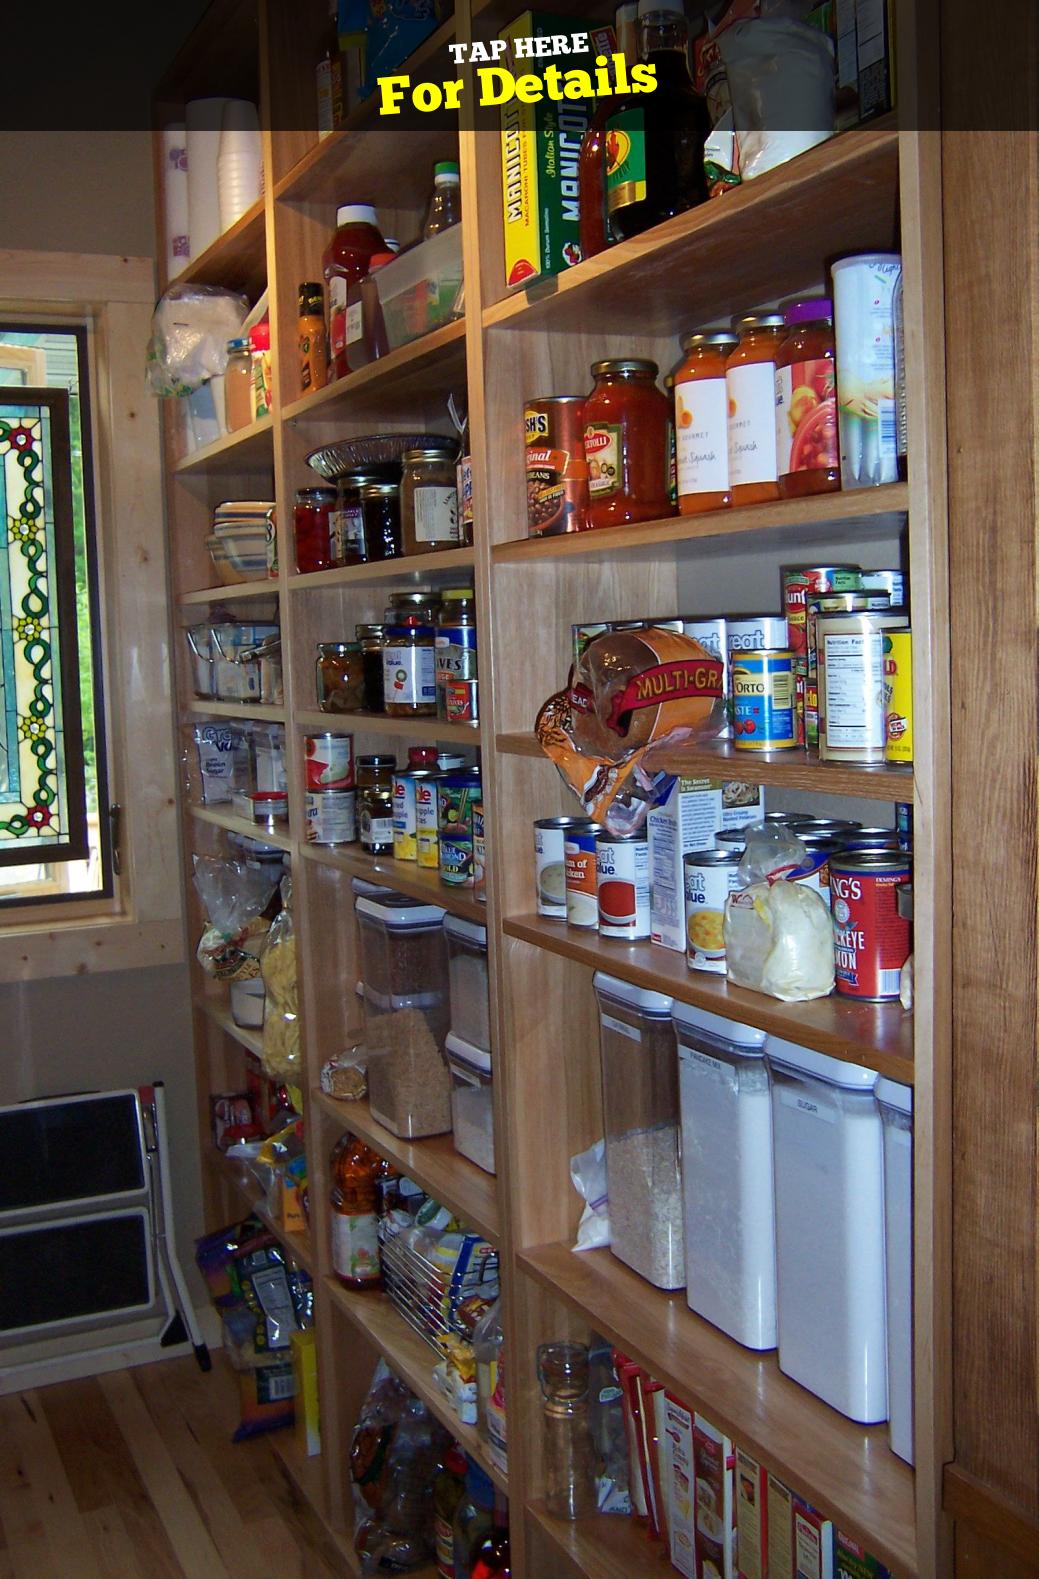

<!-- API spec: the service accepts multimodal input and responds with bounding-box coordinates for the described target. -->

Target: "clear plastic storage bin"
[876,1075,914,1464]
[592,973,682,1290]
[444,915,490,1051]
[374,225,464,350]
[446,1032,495,1174]
[766,1037,887,1423]
[355,893,447,1004]
[672,1003,776,1350]
[363,985,451,1138]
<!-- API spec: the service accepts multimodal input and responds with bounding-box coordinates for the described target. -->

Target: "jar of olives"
[316,641,365,712]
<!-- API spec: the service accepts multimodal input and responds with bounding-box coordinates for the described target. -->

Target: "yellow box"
[291,1328,320,1457]
[282,1177,307,1234]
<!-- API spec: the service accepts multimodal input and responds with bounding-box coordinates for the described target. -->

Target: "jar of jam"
[361,479,402,560]
[583,359,672,528]
[357,754,396,855]
[674,331,738,515]
[316,641,365,712]
[294,486,337,574]
[400,446,460,556]
[382,625,437,716]
[726,312,786,505]
[435,590,478,723]
[775,299,840,498]
[357,623,386,712]
[384,591,441,627]
[332,470,384,565]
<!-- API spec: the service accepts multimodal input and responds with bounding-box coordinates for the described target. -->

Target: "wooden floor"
[0,1355,344,1579]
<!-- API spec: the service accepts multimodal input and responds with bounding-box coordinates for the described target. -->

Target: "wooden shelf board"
[180,580,279,606]
[483,127,900,335]
[297,840,487,923]
[189,803,293,851]
[289,543,475,590]
[197,994,264,1058]
[493,484,909,565]
[496,733,915,806]
[283,320,467,423]
[166,196,267,299]
[527,1502,663,1579]
[519,1243,916,1579]
[187,700,286,723]
[325,1277,508,1495]
[208,1146,315,1272]
[312,1089,499,1245]
[503,913,914,1081]
[295,708,479,746]
[174,414,274,476]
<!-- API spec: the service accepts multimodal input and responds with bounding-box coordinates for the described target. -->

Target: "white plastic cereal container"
[446,1031,495,1174]
[875,1075,914,1464]
[592,973,683,1290]
[444,915,491,1051]
[672,1003,776,1350]
[765,1036,887,1423]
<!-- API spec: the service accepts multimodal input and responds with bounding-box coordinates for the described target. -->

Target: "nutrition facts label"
[823,632,885,747]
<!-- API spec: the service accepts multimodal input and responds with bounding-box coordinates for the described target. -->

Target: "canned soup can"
[830,849,912,1000]
[732,649,797,750]
[596,830,650,939]
[817,609,909,762]
[535,816,590,919]
[305,731,354,790]
[564,823,602,929]
[684,849,741,972]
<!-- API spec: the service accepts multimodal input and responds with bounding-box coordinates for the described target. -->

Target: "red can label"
[305,732,354,790]
[830,860,911,999]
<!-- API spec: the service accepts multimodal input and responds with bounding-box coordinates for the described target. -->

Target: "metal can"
[714,823,758,854]
[304,731,354,790]
[861,568,905,602]
[830,849,912,1000]
[416,773,442,868]
[884,629,913,762]
[782,565,861,658]
[732,649,797,750]
[791,817,861,836]
[896,802,913,850]
[684,849,741,972]
[727,615,789,654]
[595,830,650,940]
[789,835,842,897]
[535,816,590,919]
[805,592,886,748]
[572,622,609,663]
[564,822,603,928]
[438,769,481,887]
[682,618,730,737]
[817,609,909,762]
[392,768,438,861]
[305,787,356,845]
[525,396,590,535]
[473,801,485,902]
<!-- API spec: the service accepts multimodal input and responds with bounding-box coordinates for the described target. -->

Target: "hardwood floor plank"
[0,1397,63,1579]
[0,1390,104,1579]
[81,1507,148,1579]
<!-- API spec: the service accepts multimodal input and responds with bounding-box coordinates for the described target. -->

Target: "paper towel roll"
[186,97,229,262]
[162,123,189,283]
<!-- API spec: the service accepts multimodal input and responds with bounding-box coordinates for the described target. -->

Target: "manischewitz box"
[500,13,597,288]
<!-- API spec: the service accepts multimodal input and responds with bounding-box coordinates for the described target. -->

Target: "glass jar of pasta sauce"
[674,331,738,515]
[726,312,786,505]
[583,359,672,528]
[775,300,840,499]
[293,486,337,573]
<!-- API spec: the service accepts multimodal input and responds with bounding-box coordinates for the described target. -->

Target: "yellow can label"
[883,630,913,762]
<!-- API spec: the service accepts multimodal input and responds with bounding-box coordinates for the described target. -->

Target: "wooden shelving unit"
[155,2,956,1574]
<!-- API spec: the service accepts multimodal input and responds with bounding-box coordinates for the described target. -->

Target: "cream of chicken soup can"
[684,849,741,972]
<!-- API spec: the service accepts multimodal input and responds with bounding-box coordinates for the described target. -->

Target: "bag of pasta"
[260,875,300,1083]
[193,854,279,982]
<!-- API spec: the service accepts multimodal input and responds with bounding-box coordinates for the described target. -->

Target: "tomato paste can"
[683,849,741,972]
[305,787,356,846]
[535,816,590,919]
[595,829,650,940]
[732,649,797,750]
[817,609,909,761]
[564,822,602,928]
[416,773,442,869]
[782,565,861,658]
[525,396,590,536]
[830,849,912,1000]
[304,730,354,790]
[884,629,913,762]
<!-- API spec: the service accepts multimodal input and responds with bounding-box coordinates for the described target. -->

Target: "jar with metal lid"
[675,331,738,515]
[357,754,396,856]
[384,590,441,626]
[400,445,460,556]
[435,590,478,724]
[332,470,385,565]
[726,312,786,505]
[357,623,386,712]
[294,486,337,574]
[316,641,364,712]
[775,298,840,498]
[583,358,672,528]
[361,479,402,561]
[383,625,437,716]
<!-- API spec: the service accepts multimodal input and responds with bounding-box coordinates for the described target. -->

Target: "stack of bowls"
[209,500,275,583]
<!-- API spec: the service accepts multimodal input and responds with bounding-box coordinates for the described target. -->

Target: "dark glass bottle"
[605,0,712,242]
[470,1500,510,1579]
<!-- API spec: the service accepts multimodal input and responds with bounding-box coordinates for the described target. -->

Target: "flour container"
[446,1032,495,1174]
[592,973,683,1290]
[672,1004,776,1350]
[876,1075,914,1463]
[444,915,490,1051]
[766,1037,887,1422]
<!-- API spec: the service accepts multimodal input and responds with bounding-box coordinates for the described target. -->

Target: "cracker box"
[649,777,765,950]
[767,1473,796,1579]
[793,1495,835,1579]
[735,1447,769,1579]
[835,1531,892,1579]
[291,1327,320,1456]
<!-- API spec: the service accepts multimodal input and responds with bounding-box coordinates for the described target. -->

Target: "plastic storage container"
[374,225,464,350]
[355,893,447,1003]
[672,1004,776,1350]
[446,1031,495,1174]
[592,973,682,1290]
[766,1037,887,1422]
[363,985,452,1138]
[444,915,490,1051]
[876,1075,914,1464]
[230,977,265,1029]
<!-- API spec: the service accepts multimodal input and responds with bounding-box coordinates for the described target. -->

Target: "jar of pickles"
[583,359,672,528]
[294,486,337,573]
[357,754,396,855]
[401,445,460,555]
[383,625,437,716]
[357,623,386,712]
[316,641,365,712]
[361,479,402,560]
[385,591,441,627]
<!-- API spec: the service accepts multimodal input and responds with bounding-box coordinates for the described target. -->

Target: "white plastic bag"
[723,823,835,1001]
[571,1140,610,1251]
[146,283,249,396]
[720,15,836,180]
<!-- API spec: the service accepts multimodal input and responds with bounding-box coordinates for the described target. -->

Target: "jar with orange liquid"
[674,331,737,515]
[726,312,786,505]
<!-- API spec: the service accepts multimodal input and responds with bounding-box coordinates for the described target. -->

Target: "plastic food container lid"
[356,894,446,928]
[445,1030,492,1073]
[671,1001,767,1052]
[364,984,444,1012]
[875,1076,913,1115]
[765,1036,879,1090]
[592,971,673,1018]
[351,876,396,899]
[336,203,379,227]
[831,253,902,274]
[444,914,487,949]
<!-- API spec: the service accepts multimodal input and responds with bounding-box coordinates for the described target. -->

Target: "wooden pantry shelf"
[295,708,479,746]
[180,581,279,606]
[297,840,486,923]
[519,1243,916,1579]
[493,484,909,565]
[496,733,915,805]
[483,126,899,335]
[325,1277,509,1495]
[289,543,475,590]
[312,1090,499,1244]
[187,700,286,722]
[527,1503,660,1579]
[197,994,264,1059]
[503,913,914,1081]
[189,803,294,850]
[207,1145,315,1272]
[174,414,274,475]
[166,195,267,299]
[282,319,467,423]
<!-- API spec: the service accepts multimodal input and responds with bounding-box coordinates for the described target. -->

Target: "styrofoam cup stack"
[162,123,190,281]
[217,100,262,230]
[186,97,229,260]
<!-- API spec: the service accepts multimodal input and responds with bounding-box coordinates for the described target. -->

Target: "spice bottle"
[224,337,253,431]
[452,1463,495,1579]
[775,298,840,498]
[537,1342,597,1520]
[436,590,478,723]
[674,331,738,514]
[330,1133,381,1289]
[357,623,386,711]
[583,358,672,528]
[424,160,462,238]
[383,625,437,716]
[357,754,396,855]
[434,1446,468,1578]
[361,479,402,560]
[726,311,786,505]
[298,282,328,394]
[401,445,460,555]
[250,319,272,421]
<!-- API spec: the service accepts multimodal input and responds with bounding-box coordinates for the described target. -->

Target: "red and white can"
[829,850,912,1000]
[564,823,602,929]
[305,731,354,790]
[596,830,650,939]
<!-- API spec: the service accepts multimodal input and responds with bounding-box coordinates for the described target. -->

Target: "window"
[0,326,110,905]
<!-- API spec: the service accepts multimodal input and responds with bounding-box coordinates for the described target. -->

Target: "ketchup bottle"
[322,204,385,380]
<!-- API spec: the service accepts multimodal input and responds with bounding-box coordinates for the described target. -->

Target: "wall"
[0,132,157,257]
